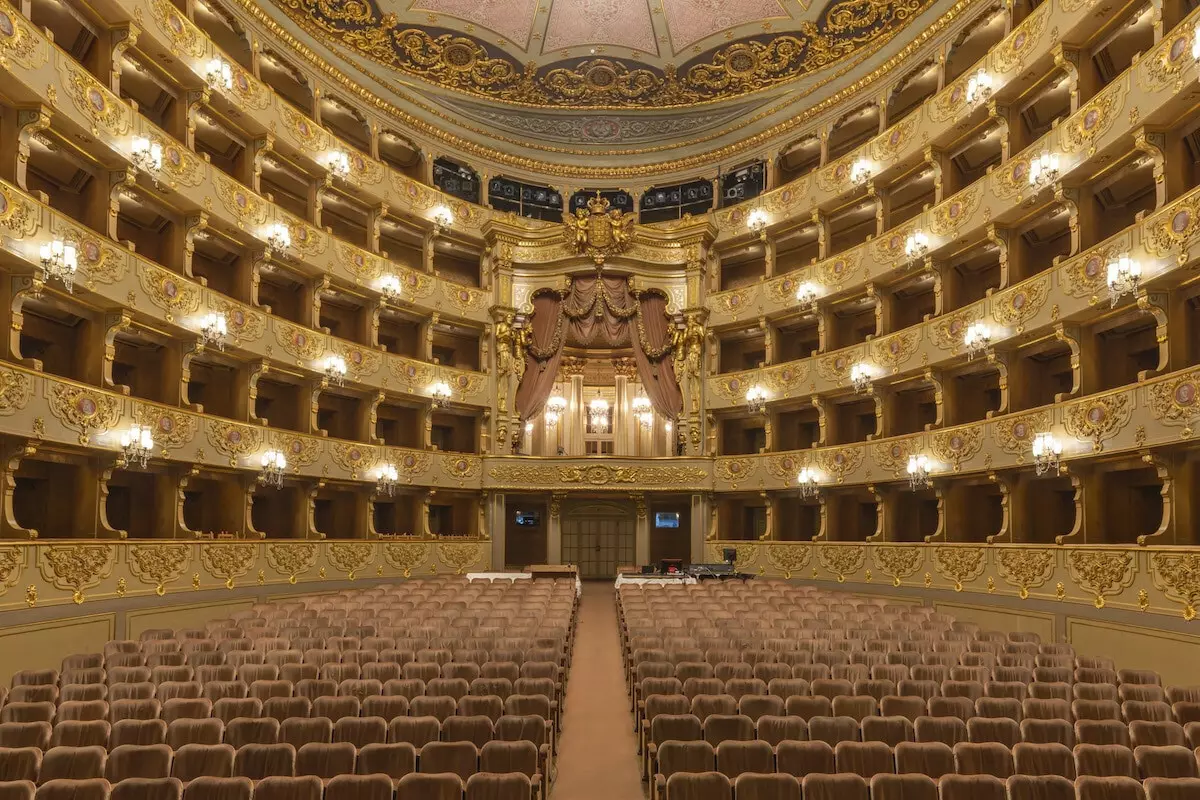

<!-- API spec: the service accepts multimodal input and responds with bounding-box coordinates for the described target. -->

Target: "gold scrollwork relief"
[931,426,984,471]
[128,543,190,596]
[995,547,1056,598]
[383,542,431,577]
[437,543,483,575]
[327,542,376,579]
[49,385,120,445]
[766,544,812,579]
[935,547,986,591]
[872,546,924,587]
[266,542,318,584]
[1150,551,1200,620]
[0,546,24,597]
[1063,393,1133,451]
[817,545,866,582]
[200,543,257,589]
[206,422,264,466]
[38,544,115,604]
[1067,549,1136,608]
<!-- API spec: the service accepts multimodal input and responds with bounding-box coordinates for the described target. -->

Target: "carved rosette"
[336,243,383,283]
[817,545,866,582]
[819,252,861,289]
[710,289,752,318]
[872,546,924,587]
[1063,394,1133,451]
[991,277,1048,332]
[59,59,131,137]
[765,274,804,306]
[1138,29,1192,92]
[995,548,1056,598]
[931,427,983,472]
[395,451,431,478]
[200,543,257,589]
[445,285,486,315]
[1060,79,1127,155]
[872,330,920,373]
[992,412,1052,459]
[49,385,120,445]
[1147,370,1200,437]
[139,265,200,320]
[873,438,920,478]
[135,406,197,451]
[213,174,268,227]
[715,458,756,485]
[762,363,809,397]
[1061,241,1124,299]
[437,543,483,575]
[390,359,435,391]
[146,0,206,56]
[274,323,324,361]
[60,228,127,286]
[929,308,982,352]
[872,223,920,265]
[331,443,377,480]
[38,544,115,604]
[0,365,32,415]
[128,543,190,596]
[934,547,986,591]
[266,542,318,584]
[443,456,481,481]
[384,542,432,577]
[155,139,205,188]
[280,105,330,151]
[274,434,323,468]
[929,187,982,237]
[815,448,864,484]
[210,300,266,344]
[0,546,25,597]
[711,373,751,403]
[1150,552,1200,620]
[327,542,376,579]
[1067,549,1136,609]
[334,344,381,380]
[816,351,857,383]
[992,3,1047,73]
[766,544,812,579]
[206,422,264,466]
[766,454,804,481]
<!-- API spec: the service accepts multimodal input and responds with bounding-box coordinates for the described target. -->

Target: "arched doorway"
[561,499,635,579]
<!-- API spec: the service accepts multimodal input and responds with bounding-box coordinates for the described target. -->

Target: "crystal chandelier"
[379,274,402,304]
[850,363,873,394]
[265,223,291,254]
[259,449,287,489]
[322,355,347,387]
[431,204,455,236]
[850,158,873,185]
[797,467,820,500]
[588,393,610,433]
[39,240,78,293]
[130,136,163,186]
[746,208,769,241]
[375,463,399,496]
[905,230,930,261]
[429,380,453,409]
[1106,253,1141,308]
[119,424,155,469]
[1031,432,1062,477]
[795,282,819,313]
[745,384,769,415]
[205,58,233,90]
[200,312,228,350]
[963,322,992,360]
[965,69,994,104]
[1028,151,1060,189]
[632,392,653,428]
[545,392,567,425]
[907,454,932,491]
[326,150,350,177]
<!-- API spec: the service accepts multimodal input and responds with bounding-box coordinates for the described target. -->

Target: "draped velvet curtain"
[514,276,683,420]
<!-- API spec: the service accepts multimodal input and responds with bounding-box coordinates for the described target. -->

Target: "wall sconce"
[745,384,769,415]
[1028,151,1060,189]
[1105,253,1141,308]
[632,392,653,428]
[379,274,402,304]
[430,205,454,236]
[326,150,350,177]
[965,68,994,105]
[797,467,821,500]
[907,454,932,491]
[259,449,286,489]
[746,208,769,241]
[205,58,233,91]
[850,362,873,394]
[322,354,347,387]
[265,223,291,254]
[375,463,398,496]
[795,281,820,313]
[963,322,992,360]
[429,380,452,409]
[545,392,566,426]
[39,239,78,293]
[200,311,228,350]
[588,393,610,432]
[119,424,155,469]
[130,136,163,186]
[1192,22,1200,65]
[1031,432,1062,476]
[850,158,874,185]
[904,230,930,261]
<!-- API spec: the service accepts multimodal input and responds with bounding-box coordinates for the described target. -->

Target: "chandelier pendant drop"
[1031,432,1062,477]
[1105,253,1141,308]
[259,449,287,489]
[797,467,820,500]
[429,380,453,409]
[588,393,610,433]
[322,355,347,387]
[850,363,873,394]
[545,391,567,426]
[375,463,399,496]
[745,384,769,415]
[119,424,155,469]
[200,312,228,351]
[40,239,78,293]
[963,322,992,360]
[907,454,932,491]
[632,391,653,429]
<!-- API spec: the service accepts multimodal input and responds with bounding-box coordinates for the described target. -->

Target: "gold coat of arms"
[565,193,634,264]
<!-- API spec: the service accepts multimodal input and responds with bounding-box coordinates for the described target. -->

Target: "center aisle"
[553,581,646,800]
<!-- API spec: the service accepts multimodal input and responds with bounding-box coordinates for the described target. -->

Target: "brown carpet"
[552,581,646,799]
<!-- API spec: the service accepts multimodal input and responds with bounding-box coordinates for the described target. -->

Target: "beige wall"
[0,614,115,688]
[934,601,1057,641]
[1067,618,1200,687]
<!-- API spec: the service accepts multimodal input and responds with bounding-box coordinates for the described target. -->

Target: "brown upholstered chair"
[862,716,915,747]
[915,716,967,747]
[325,774,395,800]
[0,724,51,750]
[169,744,233,782]
[295,742,356,780]
[389,717,441,749]
[734,773,801,800]
[714,740,773,779]
[1077,721,1132,748]
[836,741,896,779]
[250,776,322,800]
[32,780,111,800]
[807,716,859,747]
[105,745,172,782]
[755,715,807,747]
[1144,778,1200,800]
[1076,776,1148,800]
[396,772,462,800]
[0,783,35,800]
[232,743,295,781]
[775,741,835,777]
[801,772,868,800]
[49,722,110,749]
[938,774,1006,800]
[1012,743,1076,778]
[0,750,40,784]
[418,742,478,781]
[1005,775,1076,800]
[1135,745,1200,779]
[39,747,107,782]
[106,778,182,800]
[664,771,731,800]
[1074,744,1137,778]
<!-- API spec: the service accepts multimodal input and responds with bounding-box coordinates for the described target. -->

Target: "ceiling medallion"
[275,0,934,110]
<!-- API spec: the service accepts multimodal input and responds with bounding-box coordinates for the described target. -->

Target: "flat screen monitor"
[514,511,540,527]
[654,512,680,528]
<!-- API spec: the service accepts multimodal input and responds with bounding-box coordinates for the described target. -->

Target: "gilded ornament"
[48,384,120,444]
[273,434,323,467]
[815,447,865,484]
[336,242,383,282]
[929,308,982,352]
[210,299,266,343]
[1056,582,1066,600]
[1150,551,1200,620]
[437,543,482,575]
[330,442,377,479]
[818,252,862,288]
[934,546,986,591]
[280,104,330,151]
[992,412,1052,458]
[564,194,633,265]
[816,351,859,383]
[58,57,131,136]
[206,421,264,465]
[1063,393,1133,451]
[138,264,200,318]
[1142,194,1200,261]
[327,542,375,579]
[147,0,206,57]
[0,365,32,415]
[931,426,983,471]
[766,544,812,579]
[924,573,932,587]
[128,543,189,596]
[1137,30,1191,93]
[153,137,205,188]
[1147,369,1200,435]
[710,289,753,319]
[442,455,480,481]
[134,406,197,450]
[25,584,35,607]
[192,573,200,590]
[394,451,432,478]
[0,546,24,596]
[266,542,318,583]
[390,358,435,391]
[116,577,126,598]
[444,284,486,315]
[201,543,257,589]
[274,322,325,361]
[485,464,709,489]
[818,545,865,582]
[213,173,268,227]
[1060,78,1127,155]
[1137,589,1150,612]
[996,547,1056,598]
[0,5,45,70]
[38,544,115,604]
[992,4,1048,73]
[0,185,39,239]
[1067,549,1136,609]
[1060,240,1123,299]
[929,186,982,237]
[872,330,920,372]
[715,458,756,484]
[872,438,920,477]
[872,546,923,587]
[991,276,1049,332]
[383,542,431,577]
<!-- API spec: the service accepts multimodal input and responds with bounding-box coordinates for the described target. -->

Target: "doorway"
[561,499,635,579]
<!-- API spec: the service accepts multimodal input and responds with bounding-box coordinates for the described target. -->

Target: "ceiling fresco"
[269,0,934,109]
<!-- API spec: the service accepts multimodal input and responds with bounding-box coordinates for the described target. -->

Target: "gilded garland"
[269,0,933,109]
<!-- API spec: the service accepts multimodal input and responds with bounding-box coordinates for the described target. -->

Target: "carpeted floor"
[552,581,646,799]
